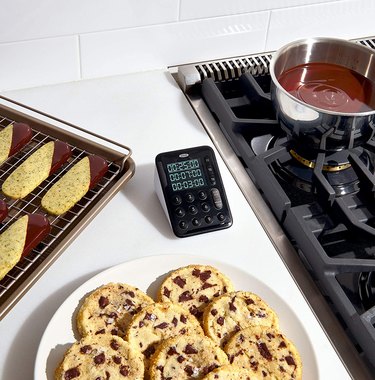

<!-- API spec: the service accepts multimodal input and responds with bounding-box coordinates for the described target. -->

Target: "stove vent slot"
[356,37,375,50]
[195,54,272,82]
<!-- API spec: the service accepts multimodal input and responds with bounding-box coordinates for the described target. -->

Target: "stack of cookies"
[55,264,302,380]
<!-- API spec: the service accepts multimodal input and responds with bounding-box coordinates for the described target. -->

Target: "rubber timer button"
[211,188,223,209]
[188,205,198,215]
[179,220,188,230]
[185,193,195,203]
[175,207,185,217]
[205,215,213,224]
[192,218,200,226]
[198,190,207,200]
[172,195,182,205]
[201,203,210,212]
[217,213,225,222]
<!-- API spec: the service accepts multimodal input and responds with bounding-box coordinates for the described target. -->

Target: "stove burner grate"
[201,70,375,370]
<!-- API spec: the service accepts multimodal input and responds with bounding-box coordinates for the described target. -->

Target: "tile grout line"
[77,35,83,80]
[178,0,182,21]
[264,10,272,52]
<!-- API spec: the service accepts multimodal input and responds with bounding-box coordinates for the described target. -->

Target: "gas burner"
[359,272,375,310]
[289,149,352,172]
[268,139,375,196]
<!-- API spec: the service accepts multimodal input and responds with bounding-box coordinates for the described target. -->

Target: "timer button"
[175,207,185,217]
[179,220,188,230]
[217,213,226,222]
[188,205,198,215]
[172,195,182,205]
[201,203,210,212]
[205,215,213,224]
[185,193,195,203]
[192,218,201,227]
[211,188,223,209]
[198,190,207,200]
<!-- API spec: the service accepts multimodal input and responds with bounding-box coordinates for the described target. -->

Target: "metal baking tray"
[0,96,135,319]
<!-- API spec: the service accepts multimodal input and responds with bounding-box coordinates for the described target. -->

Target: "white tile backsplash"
[179,0,339,20]
[0,0,179,43]
[0,37,79,92]
[0,0,373,90]
[80,12,270,79]
[266,0,375,51]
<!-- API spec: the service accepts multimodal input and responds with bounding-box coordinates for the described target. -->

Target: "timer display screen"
[166,159,206,191]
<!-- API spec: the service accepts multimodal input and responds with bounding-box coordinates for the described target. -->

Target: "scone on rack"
[126,302,204,370]
[201,364,263,379]
[55,334,144,380]
[0,122,32,165]
[225,326,302,379]
[203,291,279,348]
[157,264,234,320]
[149,334,229,380]
[2,140,71,199]
[41,155,108,215]
[76,282,153,338]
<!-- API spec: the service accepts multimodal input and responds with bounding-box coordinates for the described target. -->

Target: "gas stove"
[172,37,375,379]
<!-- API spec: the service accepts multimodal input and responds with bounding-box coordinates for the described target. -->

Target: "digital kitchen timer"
[155,146,232,237]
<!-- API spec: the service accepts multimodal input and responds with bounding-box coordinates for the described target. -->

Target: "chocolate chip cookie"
[76,282,153,338]
[126,302,204,365]
[201,364,262,379]
[157,264,234,320]
[55,334,144,380]
[225,326,302,379]
[203,291,279,348]
[149,334,229,380]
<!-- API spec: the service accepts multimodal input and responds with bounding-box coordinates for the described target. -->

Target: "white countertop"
[0,70,350,379]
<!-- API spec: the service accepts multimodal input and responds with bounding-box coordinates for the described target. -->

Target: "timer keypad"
[172,187,230,234]
[156,145,232,237]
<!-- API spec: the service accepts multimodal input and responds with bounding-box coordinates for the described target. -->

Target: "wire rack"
[0,101,134,319]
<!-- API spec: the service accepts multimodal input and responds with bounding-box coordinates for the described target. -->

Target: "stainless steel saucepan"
[270,37,375,151]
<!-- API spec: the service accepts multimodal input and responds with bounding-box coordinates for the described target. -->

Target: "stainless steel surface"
[0,96,135,320]
[270,37,375,151]
[176,53,272,91]
[170,36,375,380]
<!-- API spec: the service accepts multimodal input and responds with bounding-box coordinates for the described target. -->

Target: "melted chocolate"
[88,155,108,189]
[50,141,72,174]
[278,62,375,113]
[0,200,8,222]
[22,214,51,258]
[9,123,33,156]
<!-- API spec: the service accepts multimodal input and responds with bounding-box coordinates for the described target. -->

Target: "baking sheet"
[0,97,135,319]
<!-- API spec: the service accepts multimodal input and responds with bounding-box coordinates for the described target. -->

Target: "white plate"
[34,254,318,379]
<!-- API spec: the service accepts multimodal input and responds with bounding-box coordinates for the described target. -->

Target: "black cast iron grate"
[201,71,375,370]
